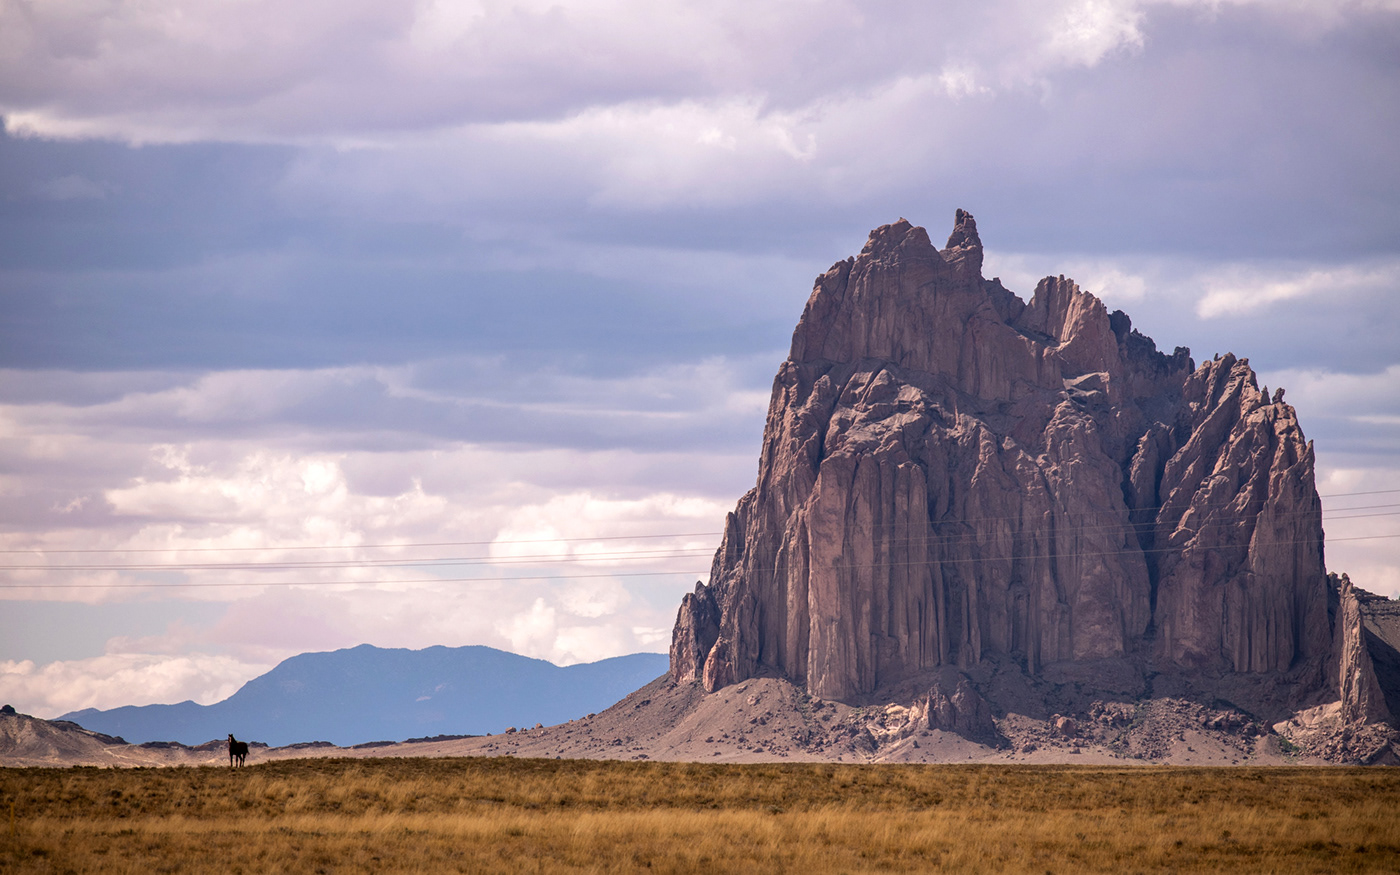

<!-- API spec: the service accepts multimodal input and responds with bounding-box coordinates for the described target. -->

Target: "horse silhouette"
[227,734,248,768]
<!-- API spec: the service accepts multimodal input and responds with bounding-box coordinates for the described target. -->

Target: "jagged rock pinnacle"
[673,211,1357,729]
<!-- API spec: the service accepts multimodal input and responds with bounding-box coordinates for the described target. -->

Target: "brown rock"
[669,581,719,684]
[1150,353,1330,673]
[669,211,1357,733]
[921,670,998,742]
[1332,573,1390,724]
[1356,585,1400,719]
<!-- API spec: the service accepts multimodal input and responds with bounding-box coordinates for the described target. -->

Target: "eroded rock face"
[1331,574,1391,725]
[672,211,1349,713]
[922,669,999,743]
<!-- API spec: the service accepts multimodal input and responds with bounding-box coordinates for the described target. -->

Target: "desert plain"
[4,757,1400,874]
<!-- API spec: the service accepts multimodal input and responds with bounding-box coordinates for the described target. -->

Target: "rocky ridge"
[670,211,1397,763]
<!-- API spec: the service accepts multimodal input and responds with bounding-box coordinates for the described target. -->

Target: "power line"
[0,570,711,590]
[0,546,718,572]
[5,504,1396,573]
[1321,489,1400,498]
[4,488,1397,557]
[2,532,1396,591]
[2,509,1388,576]
[0,531,725,556]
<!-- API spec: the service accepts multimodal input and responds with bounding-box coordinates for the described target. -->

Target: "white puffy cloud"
[100,448,454,560]
[489,492,730,564]
[1045,0,1146,67]
[0,357,757,565]
[0,652,271,717]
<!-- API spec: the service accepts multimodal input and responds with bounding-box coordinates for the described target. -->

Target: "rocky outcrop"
[671,582,720,685]
[1331,574,1391,724]
[1150,355,1330,675]
[920,669,999,743]
[0,706,134,767]
[1356,583,1400,718]
[672,211,1379,735]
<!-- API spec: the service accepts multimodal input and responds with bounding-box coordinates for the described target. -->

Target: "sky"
[1,0,1398,719]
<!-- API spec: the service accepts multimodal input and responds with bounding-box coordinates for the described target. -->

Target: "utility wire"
[0,530,724,556]
[2,532,1397,590]
[0,570,711,590]
[4,488,1397,557]
[0,547,718,572]
[5,504,1397,573]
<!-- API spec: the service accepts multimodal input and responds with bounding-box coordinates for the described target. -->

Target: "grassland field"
[2,758,1399,873]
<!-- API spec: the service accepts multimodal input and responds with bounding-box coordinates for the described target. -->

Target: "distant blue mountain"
[61,645,668,748]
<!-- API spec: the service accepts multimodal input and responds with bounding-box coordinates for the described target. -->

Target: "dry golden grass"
[2,758,1399,873]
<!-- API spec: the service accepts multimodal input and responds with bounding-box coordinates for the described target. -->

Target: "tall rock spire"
[672,210,1347,717]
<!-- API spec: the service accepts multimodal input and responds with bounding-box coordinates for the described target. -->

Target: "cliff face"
[672,212,1340,709]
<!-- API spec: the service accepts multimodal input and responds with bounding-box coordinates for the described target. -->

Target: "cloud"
[1245,364,1400,598]
[1045,0,1146,68]
[980,250,1400,375]
[0,355,775,454]
[1256,364,1400,458]
[0,652,270,717]
[982,253,1153,309]
[197,571,687,667]
[937,65,991,100]
[0,430,747,574]
[0,460,718,715]
[33,173,111,200]
[1260,364,1400,413]
[3,1,1397,379]
[1196,263,1400,318]
[4,1,1381,145]
[184,4,1398,262]
[490,492,730,564]
[1316,464,1400,601]
[0,356,740,686]
[557,579,631,620]
[102,447,451,543]
[0,355,751,730]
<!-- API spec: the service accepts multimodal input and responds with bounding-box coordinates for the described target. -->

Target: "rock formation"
[672,211,1388,742]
